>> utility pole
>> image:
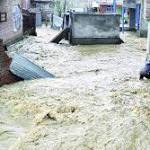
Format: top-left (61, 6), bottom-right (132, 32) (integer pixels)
top-left (113, 0), bottom-right (116, 13)
top-left (147, 22), bottom-right (150, 59)
top-left (88, 0), bottom-right (92, 8)
top-left (122, 0), bottom-right (125, 33)
top-left (63, 0), bottom-right (67, 13)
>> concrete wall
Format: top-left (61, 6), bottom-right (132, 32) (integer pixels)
top-left (144, 0), bottom-right (150, 20)
top-left (70, 13), bottom-right (122, 45)
top-left (0, 0), bottom-right (23, 44)
top-left (144, 0), bottom-right (150, 55)
top-left (139, 0), bottom-right (148, 37)
top-left (22, 0), bottom-right (30, 10)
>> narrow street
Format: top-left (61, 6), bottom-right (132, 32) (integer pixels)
top-left (0, 27), bottom-right (149, 150)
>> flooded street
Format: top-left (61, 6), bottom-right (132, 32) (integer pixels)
top-left (0, 27), bottom-right (150, 150)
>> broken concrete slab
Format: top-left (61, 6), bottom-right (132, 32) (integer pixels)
top-left (10, 54), bottom-right (55, 80)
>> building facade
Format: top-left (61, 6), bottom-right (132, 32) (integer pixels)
top-left (99, 0), bottom-right (122, 14)
top-left (0, 0), bottom-right (23, 43)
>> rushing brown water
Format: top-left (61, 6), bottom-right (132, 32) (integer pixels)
top-left (0, 26), bottom-right (150, 150)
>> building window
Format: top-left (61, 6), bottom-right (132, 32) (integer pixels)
top-left (0, 12), bottom-right (7, 22)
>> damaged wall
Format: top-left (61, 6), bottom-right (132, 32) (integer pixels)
top-left (0, 0), bottom-right (23, 43)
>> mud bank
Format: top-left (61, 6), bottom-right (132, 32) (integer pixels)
top-left (0, 27), bottom-right (150, 150)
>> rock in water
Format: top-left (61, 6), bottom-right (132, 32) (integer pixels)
top-left (140, 62), bottom-right (150, 80)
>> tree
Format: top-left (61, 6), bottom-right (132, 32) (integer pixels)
top-left (53, 0), bottom-right (65, 16)
top-left (53, 0), bottom-right (90, 16)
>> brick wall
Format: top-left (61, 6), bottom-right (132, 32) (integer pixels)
top-left (0, 39), bottom-right (22, 86)
top-left (0, 0), bottom-right (23, 43)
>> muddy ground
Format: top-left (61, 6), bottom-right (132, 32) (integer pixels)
top-left (0, 27), bottom-right (150, 150)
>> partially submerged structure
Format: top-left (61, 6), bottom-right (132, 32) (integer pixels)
top-left (52, 12), bottom-right (123, 45)
top-left (69, 13), bottom-right (122, 45)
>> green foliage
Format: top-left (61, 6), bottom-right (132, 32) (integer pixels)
top-left (53, 0), bottom-right (65, 16)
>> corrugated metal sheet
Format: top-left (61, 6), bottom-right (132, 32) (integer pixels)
top-left (10, 54), bottom-right (55, 80)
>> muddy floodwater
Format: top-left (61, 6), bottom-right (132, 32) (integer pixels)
top-left (0, 27), bottom-right (150, 150)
